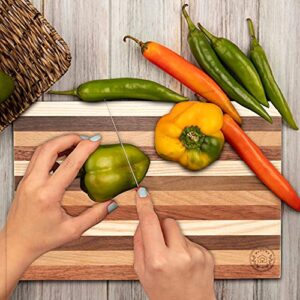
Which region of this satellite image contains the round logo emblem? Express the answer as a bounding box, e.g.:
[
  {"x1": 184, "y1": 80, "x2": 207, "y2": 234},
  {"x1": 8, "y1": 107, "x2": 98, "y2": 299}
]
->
[{"x1": 250, "y1": 248, "x2": 275, "y2": 272}]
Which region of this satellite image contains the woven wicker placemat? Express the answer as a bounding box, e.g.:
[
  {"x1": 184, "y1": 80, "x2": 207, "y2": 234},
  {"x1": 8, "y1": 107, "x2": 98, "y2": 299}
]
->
[{"x1": 0, "y1": 0, "x2": 71, "y2": 132}]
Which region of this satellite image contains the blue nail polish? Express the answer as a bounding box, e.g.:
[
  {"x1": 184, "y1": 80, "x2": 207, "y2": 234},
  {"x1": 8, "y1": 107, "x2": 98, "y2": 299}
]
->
[
  {"x1": 80, "y1": 135, "x2": 90, "y2": 140},
  {"x1": 138, "y1": 187, "x2": 148, "y2": 198},
  {"x1": 107, "y1": 201, "x2": 119, "y2": 214},
  {"x1": 89, "y1": 134, "x2": 102, "y2": 142}
]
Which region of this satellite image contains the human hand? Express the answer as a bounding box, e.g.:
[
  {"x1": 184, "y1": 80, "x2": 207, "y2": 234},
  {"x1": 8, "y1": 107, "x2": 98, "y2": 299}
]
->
[
  {"x1": 0, "y1": 134, "x2": 118, "y2": 299},
  {"x1": 133, "y1": 187, "x2": 215, "y2": 300}
]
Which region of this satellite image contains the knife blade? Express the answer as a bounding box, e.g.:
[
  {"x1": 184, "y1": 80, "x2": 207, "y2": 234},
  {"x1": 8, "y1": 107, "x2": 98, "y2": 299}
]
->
[{"x1": 104, "y1": 100, "x2": 140, "y2": 188}]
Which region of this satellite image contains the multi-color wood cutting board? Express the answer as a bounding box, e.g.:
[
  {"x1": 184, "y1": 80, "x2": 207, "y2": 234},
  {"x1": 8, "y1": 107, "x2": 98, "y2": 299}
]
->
[{"x1": 14, "y1": 101, "x2": 281, "y2": 280}]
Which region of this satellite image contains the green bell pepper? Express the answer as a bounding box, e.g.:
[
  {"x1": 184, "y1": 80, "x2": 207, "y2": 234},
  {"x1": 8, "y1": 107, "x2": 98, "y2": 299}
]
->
[
  {"x1": 80, "y1": 144, "x2": 150, "y2": 202},
  {"x1": 0, "y1": 71, "x2": 14, "y2": 103}
]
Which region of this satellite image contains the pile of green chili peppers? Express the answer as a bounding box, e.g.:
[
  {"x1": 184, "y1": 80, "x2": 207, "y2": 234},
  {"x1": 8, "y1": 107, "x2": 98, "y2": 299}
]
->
[{"x1": 182, "y1": 4, "x2": 298, "y2": 129}]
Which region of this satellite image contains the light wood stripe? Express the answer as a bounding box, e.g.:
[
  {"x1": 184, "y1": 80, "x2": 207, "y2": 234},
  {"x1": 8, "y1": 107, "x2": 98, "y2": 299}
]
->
[
  {"x1": 14, "y1": 160, "x2": 282, "y2": 177},
  {"x1": 21, "y1": 101, "x2": 281, "y2": 117},
  {"x1": 30, "y1": 250, "x2": 280, "y2": 266},
  {"x1": 57, "y1": 235, "x2": 281, "y2": 251},
  {"x1": 82, "y1": 220, "x2": 281, "y2": 236},
  {"x1": 14, "y1": 131, "x2": 281, "y2": 147},
  {"x1": 61, "y1": 190, "x2": 281, "y2": 206},
  {"x1": 22, "y1": 265, "x2": 280, "y2": 280}
]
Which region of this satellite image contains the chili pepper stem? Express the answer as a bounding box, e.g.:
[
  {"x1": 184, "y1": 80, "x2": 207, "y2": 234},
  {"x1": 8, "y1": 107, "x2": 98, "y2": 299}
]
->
[
  {"x1": 48, "y1": 89, "x2": 77, "y2": 96},
  {"x1": 197, "y1": 23, "x2": 218, "y2": 43},
  {"x1": 246, "y1": 18, "x2": 256, "y2": 39},
  {"x1": 123, "y1": 35, "x2": 146, "y2": 48},
  {"x1": 182, "y1": 4, "x2": 197, "y2": 31}
]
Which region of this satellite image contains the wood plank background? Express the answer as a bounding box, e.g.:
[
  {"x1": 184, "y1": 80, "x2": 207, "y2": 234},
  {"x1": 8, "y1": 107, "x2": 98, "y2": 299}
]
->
[{"x1": 0, "y1": 0, "x2": 299, "y2": 299}]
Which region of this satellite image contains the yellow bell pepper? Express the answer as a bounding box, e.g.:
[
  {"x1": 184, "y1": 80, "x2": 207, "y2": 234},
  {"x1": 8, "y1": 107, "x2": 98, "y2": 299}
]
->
[{"x1": 155, "y1": 101, "x2": 224, "y2": 171}]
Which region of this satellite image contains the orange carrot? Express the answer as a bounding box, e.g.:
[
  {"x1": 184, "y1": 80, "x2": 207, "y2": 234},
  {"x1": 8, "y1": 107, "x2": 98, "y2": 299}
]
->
[{"x1": 124, "y1": 36, "x2": 242, "y2": 124}]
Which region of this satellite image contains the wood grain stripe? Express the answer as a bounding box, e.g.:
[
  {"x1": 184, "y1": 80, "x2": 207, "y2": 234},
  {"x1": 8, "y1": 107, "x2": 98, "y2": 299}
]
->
[
  {"x1": 14, "y1": 176, "x2": 276, "y2": 191},
  {"x1": 57, "y1": 235, "x2": 280, "y2": 251},
  {"x1": 82, "y1": 220, "x2": 281, "y2": 236},
  {"x1": 60, "y1": 190, "x2": 280, "y2": 206},
  {"x1": 14, "y1": 131, "x2": 281, "y2": 147},
  {"x1": 13, "y1": 116, "x2": 282, "y2": 131},
  {"x1": 20, "y1": 101, "x2": 281, "y2": 117},
  {"x1": 30, "y1": 250, "x2": 280, "y2": 266},
  {"x1": 22, "y1": 265, "x2": 280, "y2": 280},
  {"x1": 14, "y1": 160, "x2": 282, "y2": 177},
  {"x1": 64, "y1": 205, "x2": 280, "y2": 220},
  {"x1": 14, "y1": 145, "x2": 281, "y2": 161}
]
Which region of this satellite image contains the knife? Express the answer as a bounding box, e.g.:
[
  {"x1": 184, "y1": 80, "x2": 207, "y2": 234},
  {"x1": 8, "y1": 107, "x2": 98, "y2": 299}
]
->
[{"x1": 104, "y1": 100, "x2": 140, "y2": 188}]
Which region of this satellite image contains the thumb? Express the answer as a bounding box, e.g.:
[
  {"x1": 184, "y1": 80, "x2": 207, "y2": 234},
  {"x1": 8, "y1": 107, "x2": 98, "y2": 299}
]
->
[
  {"x1": 135, "y1": 187, "x2": 165, "y2": 252},
  {"x1": 71, "y1": 200, "x2": 119, "y2": 234},
  {"x1": 135, "y1": 187, "x2": 156, "y2": 218}
]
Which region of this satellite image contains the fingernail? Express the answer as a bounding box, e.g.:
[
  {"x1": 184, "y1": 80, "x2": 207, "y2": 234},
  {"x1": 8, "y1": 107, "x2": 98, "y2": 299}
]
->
[
  {"x1": 107, "y1": 201, "x2": 119, "y2": 214},
  {"x1": 80, "y1": 135, "x2": 90, "y2": 140},
  {"x1": 137, "y1": 187, "x2": 148, "y2": 198},
  {"x1": 89, "y1": 134, "x2": 102, "y2": 142}
]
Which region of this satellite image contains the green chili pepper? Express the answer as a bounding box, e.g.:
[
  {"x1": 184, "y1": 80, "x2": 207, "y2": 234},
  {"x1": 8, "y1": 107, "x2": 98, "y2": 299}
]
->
[
  {"x1": 49, "y1": 78, "x2": 188, "y2": 103},
  {"x1": 181, "y1": 5, "x2": 271, "y2": 123},
  {"x1": 198, "y1": 23, "x2": 269, "y2": 108},
  {"x1": 247, "y1": 19, "x2": 298, "y2": 130},
  {"x1": 80, "y1": 144, "x2": 150, "y2": 202},
  {"x1": 0, "y1": 71, "x2": 14, "y2": 103}
]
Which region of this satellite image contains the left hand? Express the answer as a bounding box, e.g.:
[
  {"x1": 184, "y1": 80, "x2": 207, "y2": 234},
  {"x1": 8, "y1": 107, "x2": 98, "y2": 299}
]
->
[{"x1": 0, "y1": 133, "x2": 118, "y2": 299}]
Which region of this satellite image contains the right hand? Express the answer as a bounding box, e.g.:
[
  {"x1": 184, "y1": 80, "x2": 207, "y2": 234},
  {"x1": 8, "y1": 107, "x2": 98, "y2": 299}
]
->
[{"x1": 134, "y1": 187, "x2": 216, "y2": 300}]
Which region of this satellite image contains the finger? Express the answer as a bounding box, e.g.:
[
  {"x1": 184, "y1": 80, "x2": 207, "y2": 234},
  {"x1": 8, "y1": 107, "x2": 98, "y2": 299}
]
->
[
  {"x1": 50, "y1": 134, "x2": 101, "y2": 190},
  {"x1": 23, "y1": 146, "x2": 42, "y2": 178},
  {"x1": 161, "y1": 218, "x2": 187, "y2": 249},
  {"x1": 136, "y1": 187, "x2": 166, "y2": 257},
  {"x1": 29, "y1": 134, "x2": 82, "y2": 178},
  {"x1": 69, "y1": 200, "x2": 118, "y2": 235},
  {"x1": 133, "y1": 225, "x2": 145, "y2": 275}
]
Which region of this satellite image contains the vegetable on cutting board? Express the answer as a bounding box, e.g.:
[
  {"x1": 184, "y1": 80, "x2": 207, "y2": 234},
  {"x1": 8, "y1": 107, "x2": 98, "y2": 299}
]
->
[
  {"x1": 123, "y1": 35, "x2": 242, "y2": 125},
  {"x1": 198, "y1": 23, "x2": 270, "y2": 111},
  {"x1": 79, "y1": 144, "x2": 150, "y2": 202},
  {"x1": 247, "y1": 18, "x2": 298, "y2": 130},
  {"x1": 222, "y1": 114, "x2": 300, "y2": 211},
  {"x1": 155, "y1": 101, "x2": 224, "y2": 171},
  {"x1": 0, "y1": 71, "x2": 14, "y2": 103},
  {"x1": 181, "y1": 5, "x2": 270, "y2": 122},
  {"x1": 48, "y1": 78, "x2": 188, "y2": 103}
]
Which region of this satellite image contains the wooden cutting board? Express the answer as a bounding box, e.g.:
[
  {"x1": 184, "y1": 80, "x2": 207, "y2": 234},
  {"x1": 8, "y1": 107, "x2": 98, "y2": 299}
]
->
[{"x1": 14, "y1": 101, "x2": 281, "y2": 280}]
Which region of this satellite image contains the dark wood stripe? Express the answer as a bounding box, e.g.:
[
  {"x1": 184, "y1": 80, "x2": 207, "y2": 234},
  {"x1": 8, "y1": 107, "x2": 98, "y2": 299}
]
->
[
  {"x1": 63, "y1": 205, "x2": 280, "y2": 220},
  {"x1": 14, "y1": 145, "x2": 281, "y2": 161},
  {"x1": 15, "y1": 176, "x2": 270, "y2": 191},
  {"x1": 14, "y1": 116, "x2": 281, "y2": 131},
  {"x1": 22, "y1": 265, "x2": 280, "y2": 280},
  {"x1": 214, "y1": 265, "x2": 280, "y2": 279},
  {"x1": 57, "y1": 236, "x2": 280, "y2": 251}
]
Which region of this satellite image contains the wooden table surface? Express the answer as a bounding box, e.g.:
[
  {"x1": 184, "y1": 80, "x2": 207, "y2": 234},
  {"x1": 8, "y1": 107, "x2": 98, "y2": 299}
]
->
[{"x1": 1, "y1": 0, "x2": 299, "y2": 299}]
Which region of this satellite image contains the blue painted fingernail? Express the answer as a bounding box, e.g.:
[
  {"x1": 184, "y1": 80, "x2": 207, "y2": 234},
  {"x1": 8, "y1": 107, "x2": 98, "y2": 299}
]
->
[
  {"x1": 89, "y1": 134, "x2": 102, "y2": 142},
  {"x1": 107, "y1": 201, "x2": 119, "y2": 214},
  {"x1": 138, "y1": 187, "x2": 148, "y2": 198},
  {"x1": 80, "y1": 135, "x2": 90, "y2": 140}
]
